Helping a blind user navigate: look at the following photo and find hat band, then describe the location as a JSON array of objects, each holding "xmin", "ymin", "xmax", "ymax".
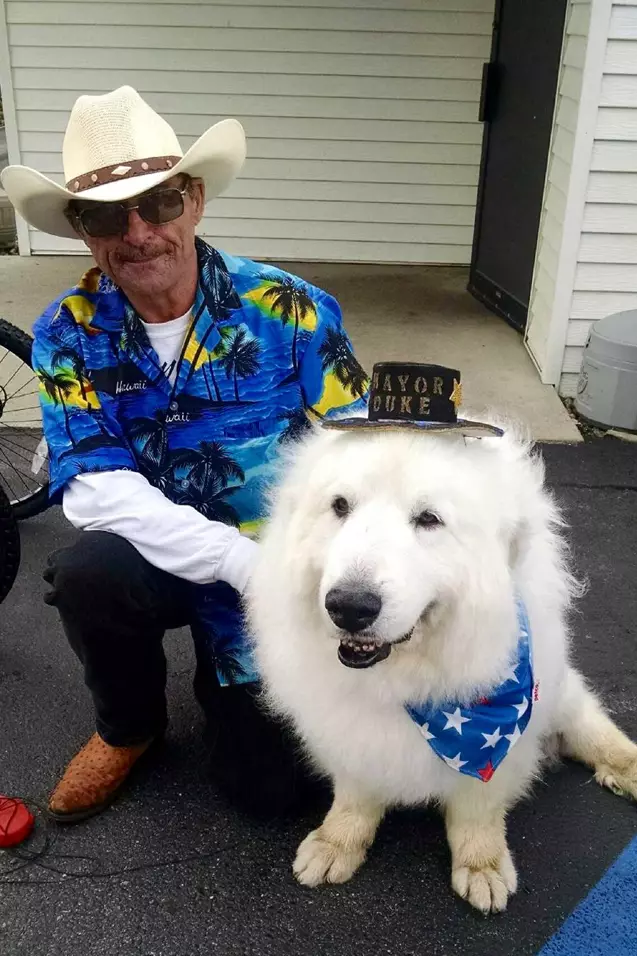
[{"xmin": 66, "ymin": 155, "xmax": 182, "ymax": 194}]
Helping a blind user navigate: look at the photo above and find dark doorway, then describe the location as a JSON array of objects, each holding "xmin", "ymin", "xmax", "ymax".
[{"xmin": 468, "ymin": 0, "xmax": 569, "ymax": 332}]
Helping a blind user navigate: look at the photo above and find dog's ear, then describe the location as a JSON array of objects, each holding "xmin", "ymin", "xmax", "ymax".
[
  {"xmin": 507, "ymin": 517, "xmax": 530, "ymax": 570},
  {"xmin": 483, "ymin": 427, "xmax": 542, "ymax": 571}
]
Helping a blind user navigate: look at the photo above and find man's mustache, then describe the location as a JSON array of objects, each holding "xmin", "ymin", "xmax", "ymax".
[{"xmin": 115, "ymin": 245, "xmax": 169, "ymax": 262}]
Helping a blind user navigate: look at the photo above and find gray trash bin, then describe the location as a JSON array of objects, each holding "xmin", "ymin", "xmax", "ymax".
[{"xmin": 575, "ymin": 309, "xmax": 637, "ymax": 432}]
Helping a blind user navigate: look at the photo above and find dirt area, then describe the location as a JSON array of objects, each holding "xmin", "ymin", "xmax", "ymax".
[{"xmin": 561, "ymin": 397, "xmax": 606, "ymax": 441}]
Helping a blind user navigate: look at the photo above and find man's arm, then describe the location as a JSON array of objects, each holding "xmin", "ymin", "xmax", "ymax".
[
  {"xmin": 32, "ymin": 302, "xmax": 137, "ymax": 498},
  {"xmin": 34, "ymin": 300, "xmax": 257, "ymax": 593},
  {"xmin": 296, "ymin": 285, "xmax": 369, "ymax": 422},
  {"xmin": 63, "ymin": 471, "xmax": 258, "ymax": 593}
]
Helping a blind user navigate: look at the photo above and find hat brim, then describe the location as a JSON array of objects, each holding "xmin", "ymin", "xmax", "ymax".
[
  {"xmin": 321, "ymin": 418, "xmax": 504, "ymax": 439},
  {"xmin": 0, "ymin": 118, "xmax": 246, "ymax": 239}
]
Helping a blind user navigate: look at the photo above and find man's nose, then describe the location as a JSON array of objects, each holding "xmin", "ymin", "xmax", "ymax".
[
  {"xmin": 122, "ymin": 208, "xmax": 155, "ymax": 243},
  {"xmin": 325, "ymin": 586, "xmax": 382, "ymax": 633}
]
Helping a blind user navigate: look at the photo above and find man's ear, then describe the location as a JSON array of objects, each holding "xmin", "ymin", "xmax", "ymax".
[{"xmin": 191, "ymin": 179, "xmax": 206, "ymax": 225}]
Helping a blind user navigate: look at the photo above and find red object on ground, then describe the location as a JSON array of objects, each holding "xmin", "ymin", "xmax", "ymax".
[{"xmin": 0, "ymin": 796, "xmax": 35, "ymax": 847}]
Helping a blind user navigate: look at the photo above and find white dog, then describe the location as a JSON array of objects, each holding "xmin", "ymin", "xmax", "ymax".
[{"xmin": 247, "ymin": 419, "xmax": 637, "ymax": 913}]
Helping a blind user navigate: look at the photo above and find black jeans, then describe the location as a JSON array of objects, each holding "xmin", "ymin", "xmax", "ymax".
[{"xmin": 43, "ymin": 531, "xmax": 315, "ymax": 816}]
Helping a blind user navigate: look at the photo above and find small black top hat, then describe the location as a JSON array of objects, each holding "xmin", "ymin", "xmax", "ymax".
[{"xmin": 322, "ymin": 362, "xmax": 503, "ymax": 439}]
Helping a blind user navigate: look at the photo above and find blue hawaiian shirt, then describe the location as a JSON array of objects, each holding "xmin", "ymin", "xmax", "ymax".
[{"xmin": 33, "ymin": 237, "xmax": 369, "ymax": 685}]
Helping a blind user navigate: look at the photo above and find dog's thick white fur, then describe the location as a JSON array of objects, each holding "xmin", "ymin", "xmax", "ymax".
[{"xmin": 246, "ymin": 419, "xmax": 637, "ymax": 913}]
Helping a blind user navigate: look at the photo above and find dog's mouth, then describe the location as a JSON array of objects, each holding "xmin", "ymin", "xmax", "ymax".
[{"xmin": 337, "ymin": 631, "xmax": 412, "ymax": 669}]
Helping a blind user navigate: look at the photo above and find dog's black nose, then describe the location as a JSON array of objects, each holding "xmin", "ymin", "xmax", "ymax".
[{"xmin": 325, "ymin": 587, "xmax": 382, "ymax": 633}]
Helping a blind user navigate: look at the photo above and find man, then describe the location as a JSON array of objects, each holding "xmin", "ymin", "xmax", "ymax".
[{"xmin": 1, "ymin": 86, "xmax": 368, "ymax": 822}]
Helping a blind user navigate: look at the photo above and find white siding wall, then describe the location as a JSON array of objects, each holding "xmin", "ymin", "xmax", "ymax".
[
  {"xmin": 525, "ymin": 0, "xmax": 591, "ymax": 378},
  {"xmin": 2, "ymin": 0, "xmax": 494, "ymax": 263},
  {"xmin": 561, "ymin": 0, "xmax": 637, "ymax": 395}
]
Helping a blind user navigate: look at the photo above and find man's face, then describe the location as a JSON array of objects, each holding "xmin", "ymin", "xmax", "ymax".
[{"xmin": 69, "ymin": 176, "xmax": 205, "ymax": 297}]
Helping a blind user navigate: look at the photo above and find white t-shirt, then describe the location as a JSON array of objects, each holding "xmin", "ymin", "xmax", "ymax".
[
  {"xmin": 62, "ymin": 307, "xmax": 259, "ymax": 594},
  {"xmin": 141, "ymin": 309, "xmax": 191, "ymax": 385}
]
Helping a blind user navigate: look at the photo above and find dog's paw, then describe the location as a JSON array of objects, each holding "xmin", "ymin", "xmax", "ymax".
[
  {"xmin": 451, "ymin": 848, "xmax": 518, "ymax": 914},
  {"xmin": 595, "ymin": 757, "xmax": 637, "ymax": 803},
  {"xmin": 293, "ymin": 829, "xmax": 366, "ymax": 887}
]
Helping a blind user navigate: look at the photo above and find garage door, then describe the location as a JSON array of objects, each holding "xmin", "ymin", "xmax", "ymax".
[{"xmin": 4, "ymin": 0, "xmax": 493, "ymax": 262}]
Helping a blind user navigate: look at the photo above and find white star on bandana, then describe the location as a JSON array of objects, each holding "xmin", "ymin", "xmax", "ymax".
[
  {"xmin": 481, "ymin": 726, "xmax": 503, "ymax": 749},
  {"xmin": 514, "ymin": 696, "xmax": 529, "ymax": 719},
  {"xmin": 419, "ymin": 722, "xmax": 435, "ymax": 740},
  {"xmin": 505, "ymin": 724, "xmax": 522, "ymax": 748},
  {"xmin": 443, "ymin": 752, "xmax": 468, "ymax": 772},
  {"xmin": 443, "ymin": 707, "xmax": 471, "ymax": 735}
]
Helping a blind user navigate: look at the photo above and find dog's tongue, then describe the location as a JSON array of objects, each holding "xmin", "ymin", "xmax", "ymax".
[{"xmin": 338, "ymin": 639, "xmax": 391, "ymax": 669}]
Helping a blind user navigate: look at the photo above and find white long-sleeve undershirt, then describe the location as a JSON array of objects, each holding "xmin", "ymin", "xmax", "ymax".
[
  {"xmin": 61, "ymin": 311, "xmax": 258, "ymax": 594},
  {"xmin": 63, "ymin": 470, "xmax": 259, "ymax": 594}
]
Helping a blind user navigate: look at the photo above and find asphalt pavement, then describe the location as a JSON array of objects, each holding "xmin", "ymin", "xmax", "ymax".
[{"xmin": 1, "ymin": 437, "xmax": 636, "ymax": 956}]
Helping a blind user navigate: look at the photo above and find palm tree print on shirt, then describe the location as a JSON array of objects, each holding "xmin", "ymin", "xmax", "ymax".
[
  {"xmin": 171, "ymin": 441, "xmax": 245, "ymax": 527},
  {"xmin": 37, "ymin": 366, "xmax": 79, "ymax": 447},
  {"xmin": 262, "ymin": 277, "xmax": 315, "ymax": 376},
  {"xmin": 218, "ymin": 327, "xmax": 262, "ymax": 401},
  {"xmin": 171, "ymin": 440, "xmax": 244, "ymax": 495},
  {"xmin": 196, "ymin": 619, "xmax": 249, "ymax": 686},
  {"xmin": 177, "ymin": 478, "xmax": 242, "ymax": 527},
  {"xmin": 203, "ymin": 325, "xmax": 234, "ymax": 403},
  {"xmin": 51, "ymin": 345, "xmax": 90, "ymax": 402},
  {"xmin": 50, "ymin": 348, "xmax": 112, "ymax": 439},
  {"xmin": 67, "ymin": 458, "xmax": 116, "ymax": 476},
  {"xmin": 120, "ymin": 307, "xmax": 165, "ymax": 381},
  {"xmin": 199, "ymin": 245, "xmax": 242, "ymax": 320},
  {"xmin": 214, "ymin": 645, "xmax": 250, "ymax": 685},
  {"xmin": 120, "ymin": 308, "xmax": 149, "ymax": 359},
  {"xmin": 278, "ymin": 407, "xmax": 313, "ymax": 444},
  {"xmin": 318, "ymin": 327, "xmax": 369, "ymax": 399},
  {"xmin": 128, "ymin": 410, "xmax": 169, "ymax": 487},
  {"xmin": 181, "ymin": 244, "xmax": 242, "ymax": 396}
]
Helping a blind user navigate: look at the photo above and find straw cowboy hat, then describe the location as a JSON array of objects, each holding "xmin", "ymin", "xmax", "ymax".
[{"xmin": 0, "ymin": 85, "xmax": 246, "ymax": 239}]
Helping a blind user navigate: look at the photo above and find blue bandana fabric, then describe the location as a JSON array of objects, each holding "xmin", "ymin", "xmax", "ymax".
[
  {"xmin": 32, "ymin": 238, "xmax": 369, "ymax": 686},
  {"xmin": 405, "ymin": 601, "xmax": 537, "ymax": 782}
]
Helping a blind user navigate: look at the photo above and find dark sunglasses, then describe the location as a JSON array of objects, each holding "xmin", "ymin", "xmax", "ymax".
[{"xmin": 70, "ymin": 185, "xmax": 188, "ymax": 238}]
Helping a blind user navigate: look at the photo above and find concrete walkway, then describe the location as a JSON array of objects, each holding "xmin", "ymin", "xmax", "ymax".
[{"xmin": 0, "ymin": 253, "xmax": 581, "ymax": 442}]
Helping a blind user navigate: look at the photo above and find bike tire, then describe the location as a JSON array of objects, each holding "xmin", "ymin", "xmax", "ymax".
[
  {"xmin": 0, "ymin": 317, "xmax": 50, "ymax": 520},
  {"xmin": 0, "ymin": 483, "xmax": 21, "ymax": 604}
]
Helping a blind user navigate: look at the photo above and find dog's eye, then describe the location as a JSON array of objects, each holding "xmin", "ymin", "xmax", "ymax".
[
  {"xmin": 414, "ymin": 510, "xmax": 442, "ymax": 529},
  {"xmin": 332, "ymin": 496, "xmax": 351, "ymax": 518}
]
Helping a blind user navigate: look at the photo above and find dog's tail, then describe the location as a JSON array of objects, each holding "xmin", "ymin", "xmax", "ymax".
[{"xmin": 556, "ymin": 666, "xmax": 637, "ymax": 801}]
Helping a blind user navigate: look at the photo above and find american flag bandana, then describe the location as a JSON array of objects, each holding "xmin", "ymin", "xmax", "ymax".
[{"xmin": 405, "ymin": 600, "xmax": 537, "ymax": 782}]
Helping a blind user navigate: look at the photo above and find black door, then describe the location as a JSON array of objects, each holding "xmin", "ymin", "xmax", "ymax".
[{"xmin": 468, "ymin": 0, "xmax": 568, "ymax": 332}]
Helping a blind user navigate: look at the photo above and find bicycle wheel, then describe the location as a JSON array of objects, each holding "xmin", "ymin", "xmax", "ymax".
[
  {"xmin": 0, "ymin": 483, "xmax": 20, "ymax": 604},
  {"xmin": 0, "ymin": 318, "xmax": 50, "ymax": 520}
]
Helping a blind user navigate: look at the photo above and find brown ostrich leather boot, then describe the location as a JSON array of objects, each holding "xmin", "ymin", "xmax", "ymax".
[{"xmin": 47, "ymin": 733, "xmax": 154, "ymax": 823}]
